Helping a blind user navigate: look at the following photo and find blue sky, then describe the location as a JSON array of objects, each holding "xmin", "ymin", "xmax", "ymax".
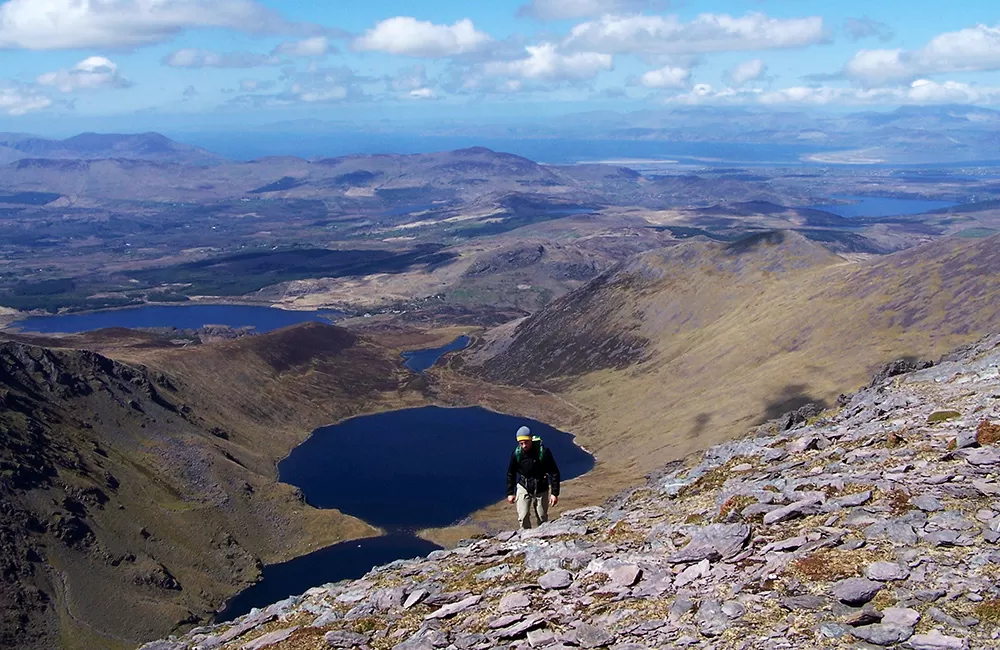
[{"xmin": 1, "ymin": 0, "xmax": 1000, "ymax": 134}]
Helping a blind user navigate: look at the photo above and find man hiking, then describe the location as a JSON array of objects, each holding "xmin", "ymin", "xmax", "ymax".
[{"xmin": 506, "ymin": 426, "xmax": 561, "ymax": 529}]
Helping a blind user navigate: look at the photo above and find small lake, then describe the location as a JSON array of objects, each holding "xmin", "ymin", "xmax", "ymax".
[
  {"xmin": 808, "ymin": 195, "xmax": 957, "ymax": 218},
  {"xmin": 401, "ymin": 335, "xmax": 470, "ymax": 373},
  {"xmin": 7, "ymin": 304, "xmax": 341, "ymax": 334},
  {"xmin": 219, "ymin": 406, "xmax": 593, "ymax": 619},
  {"xmin": 217, "ymin": 534, "xmax": 440, "ymax": 622}
]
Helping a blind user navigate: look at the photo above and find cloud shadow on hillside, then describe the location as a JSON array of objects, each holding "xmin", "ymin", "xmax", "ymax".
[{"xmin": 755, "ymin": 383, "xmax": 829, "ymax": 425}]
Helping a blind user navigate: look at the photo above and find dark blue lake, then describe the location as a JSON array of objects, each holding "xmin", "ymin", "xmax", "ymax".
[
  {"xmin": 217, "ymin": 534, "xmax": 440, "ymax": 622},
  {"xmin": 280, "ymin": 406, "xmax": 594, "ymax": 531},
  {"xmin": 401, "ymin": 336, "xmax": 470, "ymax": 372},
  {"xmin": 809, "ymin": 195, "xmax": 957, "ymax": 218},
  {"xmin": 218, "ymin": 406, "xmax": 593, "ymax": 620},
  {"xmin": 8, "ymin": 304, "xmax": 341, "ymax": 334}
]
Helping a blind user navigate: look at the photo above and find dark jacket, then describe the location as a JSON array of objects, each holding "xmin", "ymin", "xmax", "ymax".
[{"xmin": 506, "ymin": 444, "xmax": 560, "ymax": 497}]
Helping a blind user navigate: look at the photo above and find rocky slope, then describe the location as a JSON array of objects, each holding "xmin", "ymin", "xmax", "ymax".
[{"xmin": 139, "ymin": 333, "xmax": 1000, "ymax": 650}]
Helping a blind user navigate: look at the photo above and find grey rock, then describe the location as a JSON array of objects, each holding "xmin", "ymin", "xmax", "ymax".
[
  {"xmin": 721, "ymin": 600, "xmax": 747, "ymax": 619},
  {"xmin": 139, "ymin": 643, "xmax": 187, "ymax": 650},
  {"xmin": 914, "ymin": 589, "xmax": 947, "ymax": 603},
  {"xmin": 924, "ymin": 530, "xmax": 960, "ymax": 546},
  {"xmin": 865, "ymin": 561, "xmax": 910, "ymax": 581},
  {"xmin": 972, "ymin": 479, "xmax": 1000, "ymax": 496},
  {"xmin": 904, "ymin": 631, "xmax": 970, "ymax": 650},
  {"xmin": 829, "ymin": 490, "xmax": 873, "ymax": 509},
  {"xmin": 697, "ymin": 600, "xmax": 731, "ymax": 637},
  {"xmin": 844, "ymin": 606, "xmax": 883, "ymax": 627},
  {"xmin": 760, "ymin": 535, "xmax": 808, "ymax": 553},
  {"xmin": 850, "ymin": 623, "xmax": 914, "ymax": 645},
  {"xmin": 574, "ymin": 623, "xmax": 614, "ymax": 649},
  {"xmin": 667, "ymin": 523, "xmax": 751, "ymax": 562},
  {"xmin": 490, "ymin": 614, "xmax": 545, "ymax": 639},
  {"xmin": 929, "ymin": 511, "xmax": 975, "ymax": 530},
  {"xmin": 832, "ymin": 578, "xmax": 883, "ymax": 605},
  {"xmin": 527, "ymin": 629, "xmax": 557, "ymax": 647},
  {"xmin": 668, "ymin": 596, "xmax": 696, "ymax": 622},
  {"xmin": 241, "ymin": 627, "xmax": 298, "ymax": 649},
  {"xmin": 489, "ymin": 614, "xmax": 526, "ymax": 629},
  {"xmin": 476, "ymin": 564, "xmax": 511, "ymax": 581},
  {"xmin": 392, "ymin": 635, "xmax": 436, "ymax": 650},
  {"xmin": 310, "ymin": 611, "xmax": 341, "ymax": 627},
  {"xmin": 781, "ymin": 595, "xmax": 828, "ymax": 611},
  {"xmin": 864, "ymin": 520, "xmax": 918, "ymax": 545},
  {"xmin": 818, "ymin": 622, "xmax": 849, "ymax": 638},
  {"xmin": 403, "ymin": 588, "xmax": 429, "ymax": 609},
  {"xmin": 425, "ymin": 595, "xmax": 482, "ymax": 620},
  {"xmin": 324, "ymin": 630, "xmax": 369, "ymax": 647},
  {"xmin": 538, "ymin": 569, "xmax": 573, "ymax": 589},
  {"xmin": 608, "ymin": 564, "xmax": 642, "ymax": 587},
  {"xmin": 762, "ymin": 497, "xmax": 823, "ymax": 525},
  {"xmin": 911, "ymin": 495, "xmax": 943, "ymax": 512},
  {"xmin": 373, "ymin": 587, "xmax": 407, "ymax": 611},
  {"xmin": 453, "ymin": 634, "xmax": 486, "ymax": 650},
  {"xmin": 674, "ymin": 559, "xmax": 709, "ymax": 588},
  {"xmin": 954, "ymin": 429, "xmax": 979, "ymax": 450},
  {"xmin": 963, "ymin": 447, "xmax": 1000, "ymax": 465},
  {"xmin": 500, "ymin": 592, "xmax": 531, "ymax": 612},
  {"xmin": 492, "ymin": 615, "xmax": 546, "ymax": 640},
  {"xmin": 881, "ymin": 608, "xmax": 920, "ymax": 628}
]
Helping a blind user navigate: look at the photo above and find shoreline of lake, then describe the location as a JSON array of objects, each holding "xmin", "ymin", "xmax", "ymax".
[
  {"xmin": 5, "ymin": 302, "xmax": 344, "ymax": 335},
  {"xmin": 217, "ymin": 405, "xmax": 595, "ymax": 620}
]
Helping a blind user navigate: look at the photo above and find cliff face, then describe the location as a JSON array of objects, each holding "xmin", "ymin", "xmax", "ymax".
[{"xmin": 143, "ymin": 332, "xmax": 1000, "ymax": 650}]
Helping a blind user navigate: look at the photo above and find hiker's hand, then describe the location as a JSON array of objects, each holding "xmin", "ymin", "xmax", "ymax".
[
  {"xmin": 549, "ymin": 495, "xmax": 558, "ymax": 506},
  {"xmin": 507, "ymin": 495, "xmax": 515, "ymax": 504}
]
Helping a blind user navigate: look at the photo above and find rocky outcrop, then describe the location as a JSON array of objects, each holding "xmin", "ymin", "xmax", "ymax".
[{"xmin": 141, "ymin": 332, "xmax": 1000, "ymax": 650}]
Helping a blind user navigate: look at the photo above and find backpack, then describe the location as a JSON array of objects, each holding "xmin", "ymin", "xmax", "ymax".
[{"xmin": 515, "ymin": 436, "xmax": 545, "ymax": 462}]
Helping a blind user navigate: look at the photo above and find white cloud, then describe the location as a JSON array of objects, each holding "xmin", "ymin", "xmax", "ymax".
[
  {"xmin": 639, "ymin": 65, "xmax": 689, "ymax": 89},
  {"xmin": 666, "ymin": 79, "xmax": 1000, "ymax": 106},
  {"xmin": 565, "ymin": 12, "xmax": 826, "ymax": 55},
  {"xmin": 163, "ymin": 48, "xmax": 279, "ymax": 68},
  {"xmin": 354, "ymin": 17, "xmax": 490, "ymax": 57},
  {"xmin": 484, "ymin": 43, "xmax": 612, "ymax": 80},
  {"xmin": 273, "ymin": 36, "xmax": 332, "ymax": 57},
  {"xmin": 517, "ymin": 0, "xmax": 655, "ymax": 20},
  {"xmin": 727, "ymin": 58, "xmax": 766, "ymax": 85},
  {"xmin": 408, "ymin": 88, "xmax": 437, "ymax": 99},
  {"xmin": 36, "ymin": 56, "xmax": 130, "ymax": 92},
  {"xmin": 844, "ymin": 23, "xmax": 1000, "ymax": 84},
  {"xmin": 0, "ymin": 86, "xmax": 52, "ymax": 115},
  {"xmin": 0, "ymin": 0, "xmax": 308, "ymax": 50}
]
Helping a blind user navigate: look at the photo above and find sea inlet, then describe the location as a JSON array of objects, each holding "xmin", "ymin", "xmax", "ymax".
[{"xmin": 218, "ymin": 406, "xmax": 594, "ymax": 620}]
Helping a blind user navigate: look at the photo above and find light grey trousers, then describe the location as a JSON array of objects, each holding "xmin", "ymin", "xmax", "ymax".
[{"xmin": 515, "ymin": 483, "xmax": 550, "ymax": 529}]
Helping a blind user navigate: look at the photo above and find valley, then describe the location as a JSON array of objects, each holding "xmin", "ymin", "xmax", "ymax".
[{"xmin": 2, "ymin": 131, "xmax": 1000, "ymax": 649}]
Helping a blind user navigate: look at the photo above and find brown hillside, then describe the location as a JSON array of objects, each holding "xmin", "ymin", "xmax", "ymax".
[
  {"xmin": 0, "ymin": 323, "xmax": 434, "ymax": 650},
  {"xmin": 466, "ymin": 231, "xmax": 1000, "ymax": 500}
]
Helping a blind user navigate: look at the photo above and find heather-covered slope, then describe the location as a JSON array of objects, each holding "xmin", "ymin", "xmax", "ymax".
[{"xmin": 467, "ymin": 232, "xmax": 1000, "ymax": 486}]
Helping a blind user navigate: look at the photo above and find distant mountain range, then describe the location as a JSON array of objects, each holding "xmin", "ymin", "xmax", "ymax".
[
  {"xmin": 263, "ymin": 104, "xmax": 1000, "ymax": 164},
  {"xmin": 0, "ymin": 132, "xmax": 222, "ymax": 166}
]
